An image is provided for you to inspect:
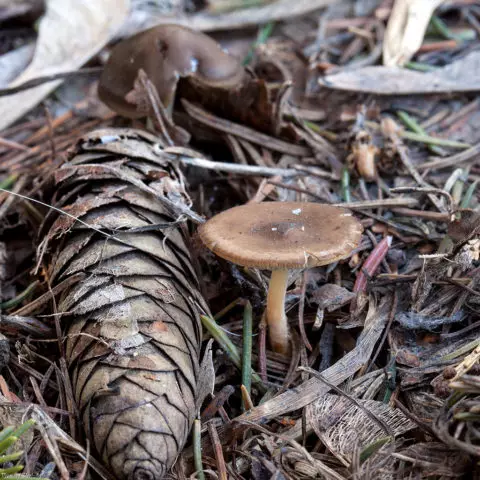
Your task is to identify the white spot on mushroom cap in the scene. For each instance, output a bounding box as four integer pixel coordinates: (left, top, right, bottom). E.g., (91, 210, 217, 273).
(292, 208, 302, 215)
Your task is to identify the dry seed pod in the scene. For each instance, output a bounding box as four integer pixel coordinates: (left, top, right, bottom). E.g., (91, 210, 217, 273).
(39, 129, 207, 480)
(346, 130, 379, 181)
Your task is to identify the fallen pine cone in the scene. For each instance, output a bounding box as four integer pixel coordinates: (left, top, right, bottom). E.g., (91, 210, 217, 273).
(38, 128, 208, 480)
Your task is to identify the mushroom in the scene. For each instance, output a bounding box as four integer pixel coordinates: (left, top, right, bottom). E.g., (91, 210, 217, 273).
(199, 202, 363, 354)
(98, 24, 245, 118)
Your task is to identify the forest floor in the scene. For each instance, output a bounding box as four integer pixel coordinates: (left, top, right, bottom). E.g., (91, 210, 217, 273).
(0, 0, 479, 479)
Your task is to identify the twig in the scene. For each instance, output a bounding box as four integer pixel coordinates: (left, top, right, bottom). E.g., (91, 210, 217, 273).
(298, 271, 312, 351)
(352, 236, 392, 300)
(0, 68, 103, 97)
(207, 422, 228, 480)
(417, 142, 480, 170)
(332, 197, 419, 209)
(390, 187, 454, 213)
(391, 208, 451, 221)
(258, 315, 268, 383)
(172, 154, 306, 177)
(241, 301, 253, 410)
(201, 385, 235, 421)
(182, 99, 310, 156)
(0, 137, 31, 152)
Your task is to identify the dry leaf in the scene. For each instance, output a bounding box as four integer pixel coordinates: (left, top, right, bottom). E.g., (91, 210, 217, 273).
(0, 44, 35, 87)
(309, 393, 415, 466)
(383, 0, 446, 67)
(0, 0, 43, 22)
(0, 0, 129, 131)
(117, 0, 338, 35)
(320, 51, 480, 95)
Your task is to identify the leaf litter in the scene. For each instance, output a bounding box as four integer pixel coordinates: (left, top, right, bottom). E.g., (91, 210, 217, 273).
(0, 0, 478, 479)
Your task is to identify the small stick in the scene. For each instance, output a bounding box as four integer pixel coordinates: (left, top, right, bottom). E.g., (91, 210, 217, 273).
(298, 271, 312, 352)
(201, 385, 235, 422)
(353, 236, 392, 294)
(0, 137, 31, 152)
(391, 207, 451, 221)
(207, 422, 228, 480)
(182, 99, 310, 156)
(268, 179, 329, 202)
(0, 68, 103, 97)
(241, 301, 253, 410)
(173, 154, 305, 177)
(332, 197, 419, 209)
(390, 186, 454, 213)
(258, 314, 268, 382)
(318, 323, 335, 372)
(417, 142, 480, 170)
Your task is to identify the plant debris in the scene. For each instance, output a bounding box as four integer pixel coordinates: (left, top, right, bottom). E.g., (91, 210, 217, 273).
(0, 1, 479, 479)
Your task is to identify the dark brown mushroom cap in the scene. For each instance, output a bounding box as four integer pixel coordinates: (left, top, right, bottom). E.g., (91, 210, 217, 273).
(199, 202, 363, 269)
(98, 24, 245, 118)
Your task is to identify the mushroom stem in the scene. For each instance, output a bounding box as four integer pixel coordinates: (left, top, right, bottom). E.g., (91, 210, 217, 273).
(265, 269, 290, 354)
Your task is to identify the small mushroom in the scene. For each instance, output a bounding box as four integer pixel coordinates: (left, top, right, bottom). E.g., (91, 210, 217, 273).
(98, 24, 245, 118)
(199, 202, 363, 354)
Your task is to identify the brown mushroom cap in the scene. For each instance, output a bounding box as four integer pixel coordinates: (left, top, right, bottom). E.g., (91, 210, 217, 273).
(98, 24, 245, 118)
(199, 202, 363, 269)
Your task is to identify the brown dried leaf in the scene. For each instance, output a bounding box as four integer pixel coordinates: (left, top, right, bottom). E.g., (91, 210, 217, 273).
(312, 284, 355, 311)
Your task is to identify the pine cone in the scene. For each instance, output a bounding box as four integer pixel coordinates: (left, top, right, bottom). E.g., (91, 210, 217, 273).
(39, 128, 207, 480)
